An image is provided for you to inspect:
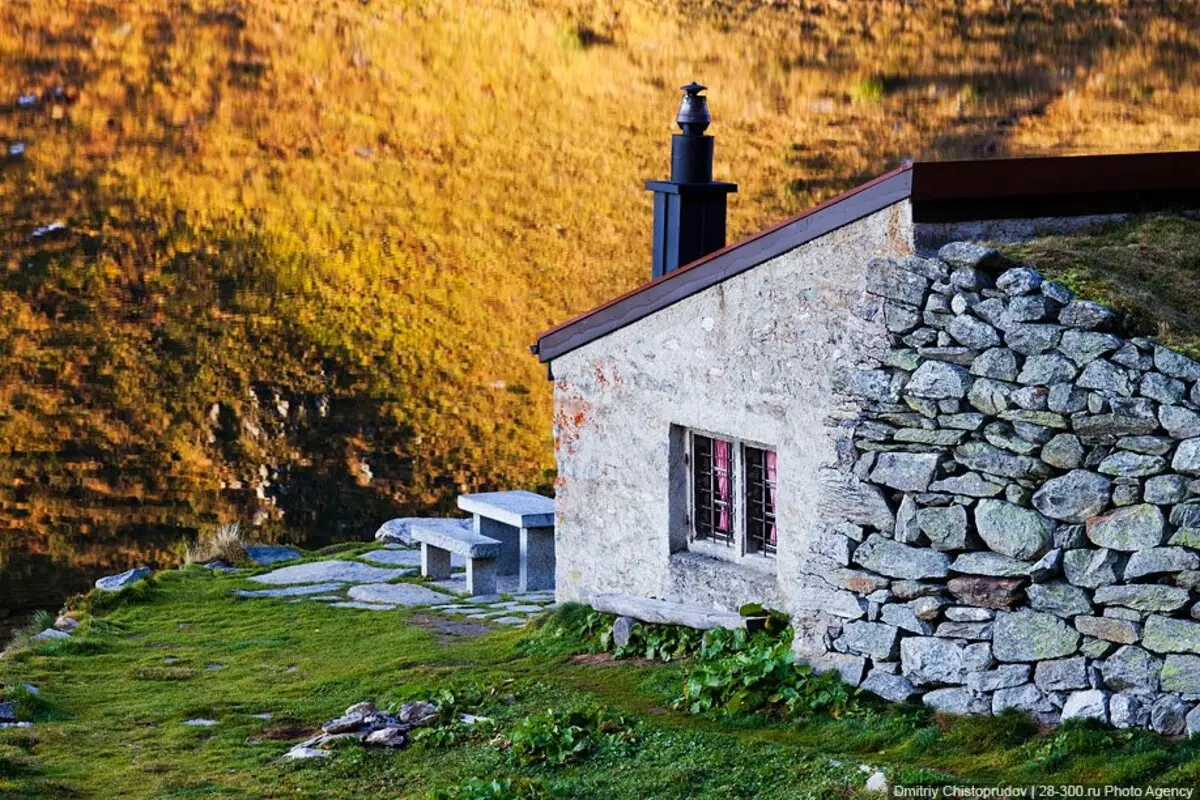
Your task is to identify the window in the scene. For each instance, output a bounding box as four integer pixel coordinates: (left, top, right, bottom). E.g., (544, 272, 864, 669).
(692, 434, 734, 544)
(745, 446, 777, 555)
(688, 431, 777, 557)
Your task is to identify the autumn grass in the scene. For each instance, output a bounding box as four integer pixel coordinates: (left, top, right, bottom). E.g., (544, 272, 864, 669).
(184, 522, 250, 567)
(2, 565, 1200, 797)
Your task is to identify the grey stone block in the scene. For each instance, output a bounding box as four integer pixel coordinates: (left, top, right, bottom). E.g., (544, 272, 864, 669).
(992, 683, 1055, 716)
(95, 567, 151, 591)
(993, 610, 1080, 662)
(1035, 657, 1089, 691)
(970, 348, 1019, 381)
(1150, 695, 1189, 735)
(1094, 585, 1189, 614)
(1061, 689, 1109, 723)
(1161, 654, 1200, 695)
(1143, 615, 1200, 654)
(1074, 616, 1140, 645)
(1061, 548, 1121, 589)
(1110, 693, 1151, 728)
(1123, 547, 1200, 580)
(901, 637, 966, 686)
(969, 664, 1030, 693)
(1154, 347, 1200, 381)
(838, 621, 900, 661)
(1031, 470, 1112, 523)
(916, 505, 968, 551)
(853, 534, 950, 581)
(1085, 504, 1165, 551)
(879, 603, 933, 635)
(1027, 582, 1092, 618)
(974, 500, 1052, 560)
(923, 687, 986, 715)
(860, 670, 917, 702)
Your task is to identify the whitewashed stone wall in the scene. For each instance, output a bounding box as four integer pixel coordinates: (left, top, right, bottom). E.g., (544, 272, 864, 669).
(809, 242, 1200, 734)
(549, 203, 913, 612)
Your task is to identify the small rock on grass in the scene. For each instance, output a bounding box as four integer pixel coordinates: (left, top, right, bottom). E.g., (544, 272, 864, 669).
(283, 746, 332, 761)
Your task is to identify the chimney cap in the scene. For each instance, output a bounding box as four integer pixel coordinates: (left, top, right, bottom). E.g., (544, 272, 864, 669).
(676, 82, 711, 136)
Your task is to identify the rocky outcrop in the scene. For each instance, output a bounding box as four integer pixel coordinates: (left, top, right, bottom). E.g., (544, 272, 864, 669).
(803, 242, 1200, 732)
(282, 699, 442, 760)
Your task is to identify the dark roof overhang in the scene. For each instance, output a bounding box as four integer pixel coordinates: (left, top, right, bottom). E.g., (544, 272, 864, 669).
(532, 150, 1200, 365)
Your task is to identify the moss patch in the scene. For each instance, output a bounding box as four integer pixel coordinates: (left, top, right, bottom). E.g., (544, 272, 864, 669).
(999, 214, 1200, 357)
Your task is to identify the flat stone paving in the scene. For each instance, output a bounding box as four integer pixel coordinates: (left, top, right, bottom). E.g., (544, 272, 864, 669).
(233, 582, 344, 598)
(357, 548, 464, 568)
(249, 560, 412, 585)
(347, 583, 452, 606)
(230, 546, 554, 626)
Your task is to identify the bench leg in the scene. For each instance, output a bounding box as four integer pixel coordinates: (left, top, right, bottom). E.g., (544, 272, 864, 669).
(520, 526, 555, 592)
(466, 557, 496, 596)
(477, 516, 520, 576)
(421, 544, 452, 580)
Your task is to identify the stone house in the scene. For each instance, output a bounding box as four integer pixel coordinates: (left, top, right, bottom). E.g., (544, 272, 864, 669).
(531, 85, 1200, 729)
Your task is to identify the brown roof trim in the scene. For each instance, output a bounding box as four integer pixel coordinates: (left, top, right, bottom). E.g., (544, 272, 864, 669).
(533, 150, 1200, 365)
(910, 150, 1200, 223)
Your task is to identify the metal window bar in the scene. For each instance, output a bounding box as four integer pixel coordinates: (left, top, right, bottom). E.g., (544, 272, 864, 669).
(692, 434, 733, 545)
(745, 445, 777, 556)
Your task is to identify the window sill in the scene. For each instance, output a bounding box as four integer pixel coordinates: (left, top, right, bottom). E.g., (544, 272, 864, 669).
(685, 538, 778, 576)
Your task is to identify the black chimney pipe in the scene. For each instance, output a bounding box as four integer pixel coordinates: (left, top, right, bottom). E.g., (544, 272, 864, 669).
(646, 83, 737, 280)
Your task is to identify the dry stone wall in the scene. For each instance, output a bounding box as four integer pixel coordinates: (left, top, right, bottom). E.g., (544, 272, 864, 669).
(803, 241, 1200, 734)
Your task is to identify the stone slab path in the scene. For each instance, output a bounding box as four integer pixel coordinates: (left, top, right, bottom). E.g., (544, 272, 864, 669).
(249, 560, 413, 585)
(233, 582, 344, 599)
(231, 546, 556, 626)
(347, 583, 450, 606)
(357, 549, 464, 568)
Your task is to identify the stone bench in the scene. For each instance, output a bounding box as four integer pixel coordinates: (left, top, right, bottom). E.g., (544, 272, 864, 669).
(411, 520, 503, 596)
(457, 490, 555, 592)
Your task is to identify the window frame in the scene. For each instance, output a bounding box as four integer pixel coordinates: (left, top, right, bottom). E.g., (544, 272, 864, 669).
(685, 429, 777, 560)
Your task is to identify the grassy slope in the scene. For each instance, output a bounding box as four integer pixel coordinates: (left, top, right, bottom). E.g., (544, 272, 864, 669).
(3, 0, 1200, 592)
(3, 562, 1200, 797)
(1000, 214, 1200, 357)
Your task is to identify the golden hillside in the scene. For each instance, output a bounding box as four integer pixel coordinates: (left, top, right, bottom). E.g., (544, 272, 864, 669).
(2, 0, 1199, 603)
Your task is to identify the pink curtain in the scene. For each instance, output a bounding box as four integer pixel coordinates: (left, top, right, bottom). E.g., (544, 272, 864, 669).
(714, 438, 731, 532)
(766, 450, 777, 545)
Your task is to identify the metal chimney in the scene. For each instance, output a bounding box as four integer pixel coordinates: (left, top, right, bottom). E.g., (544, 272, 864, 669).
(646, 82, 738, 279)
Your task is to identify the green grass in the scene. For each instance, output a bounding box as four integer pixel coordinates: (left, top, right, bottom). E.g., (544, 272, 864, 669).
(1000, 214, 1200, 357)
(4, 563, 1200, 798)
